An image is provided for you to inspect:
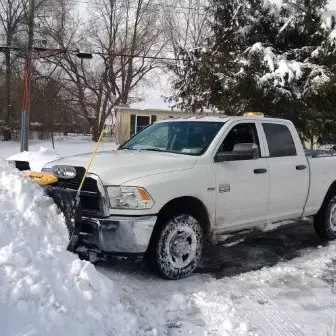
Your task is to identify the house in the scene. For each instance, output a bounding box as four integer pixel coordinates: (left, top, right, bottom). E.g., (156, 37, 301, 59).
(114, 94, 225, 143)
(114, 105, 224, 144)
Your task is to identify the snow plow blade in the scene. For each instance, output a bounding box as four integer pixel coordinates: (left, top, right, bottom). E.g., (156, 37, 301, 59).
(44, 187, 82, 252)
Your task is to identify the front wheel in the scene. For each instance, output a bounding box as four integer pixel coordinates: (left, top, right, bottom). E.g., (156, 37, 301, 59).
(146, 214, 203, 280)
(314, 195, 336, 240)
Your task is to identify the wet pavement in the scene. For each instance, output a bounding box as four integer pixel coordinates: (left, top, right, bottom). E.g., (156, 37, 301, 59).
(199, 220, 326, 278)
(98, 220, 327, 279)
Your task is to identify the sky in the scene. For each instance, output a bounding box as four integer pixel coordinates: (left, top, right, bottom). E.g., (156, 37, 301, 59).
(268, 0, 336, 10)
(77, 0, 336, 14)
(77, 1, 336, 14)
(329, 0, 336, 10)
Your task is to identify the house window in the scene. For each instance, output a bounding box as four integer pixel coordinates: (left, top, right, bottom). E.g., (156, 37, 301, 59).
(130, 114, 157, 137)
(136, 116, 151, 133)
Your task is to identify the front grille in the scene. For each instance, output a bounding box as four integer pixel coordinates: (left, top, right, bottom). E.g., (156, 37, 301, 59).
(54, 167, 103, 216)
(60, 167, 98, 193)
(60, 177, 99, 193)
(80, 192, 100, 212)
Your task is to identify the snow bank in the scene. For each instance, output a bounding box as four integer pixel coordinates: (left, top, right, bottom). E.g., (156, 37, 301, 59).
(7, 147, 61, 171)
(0, 159, 143, 336)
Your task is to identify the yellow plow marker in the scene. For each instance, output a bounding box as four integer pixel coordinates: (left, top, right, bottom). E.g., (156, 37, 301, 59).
(24, 171, 58, 185)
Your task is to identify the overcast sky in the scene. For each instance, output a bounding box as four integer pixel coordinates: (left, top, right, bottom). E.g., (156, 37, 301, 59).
(329, 0, 336, 10)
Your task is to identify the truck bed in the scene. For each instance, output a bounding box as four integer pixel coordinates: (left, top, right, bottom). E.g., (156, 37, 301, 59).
(304, 153, 336, 217)
(305, 149, 336, 158)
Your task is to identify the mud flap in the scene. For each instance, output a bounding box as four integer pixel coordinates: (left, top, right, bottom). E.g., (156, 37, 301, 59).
(44, 187, 82, 252)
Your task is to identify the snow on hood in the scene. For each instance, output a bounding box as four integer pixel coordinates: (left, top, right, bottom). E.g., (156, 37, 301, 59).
(44, 150, 197, 185)
(0, 159, 149, 336)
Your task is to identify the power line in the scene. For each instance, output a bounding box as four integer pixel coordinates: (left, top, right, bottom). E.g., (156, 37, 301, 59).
(92, 50, 183, 61)
(66, 0, 208, 11)
(0, 45, 206, 62)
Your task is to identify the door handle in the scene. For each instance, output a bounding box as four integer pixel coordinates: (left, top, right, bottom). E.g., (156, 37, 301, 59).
(254, 168, 267, 174)
(296, 165, 307, 170)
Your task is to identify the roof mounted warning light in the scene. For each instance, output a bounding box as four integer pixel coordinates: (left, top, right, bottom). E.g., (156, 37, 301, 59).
(243, 112, 264, 117)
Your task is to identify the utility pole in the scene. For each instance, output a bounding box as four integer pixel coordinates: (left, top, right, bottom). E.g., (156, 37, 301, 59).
(20, 0, 35, 152)
(5, 45, 11, 126)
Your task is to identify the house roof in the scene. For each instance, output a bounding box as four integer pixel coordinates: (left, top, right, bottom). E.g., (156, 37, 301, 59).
(129, 95, 172, 110)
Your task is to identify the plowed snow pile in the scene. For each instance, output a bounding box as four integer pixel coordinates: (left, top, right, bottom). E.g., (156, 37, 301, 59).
(0, 159, 141, 336)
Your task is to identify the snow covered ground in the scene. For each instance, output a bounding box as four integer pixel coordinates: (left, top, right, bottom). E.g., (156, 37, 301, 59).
(1, 137, 336, 335)
(99, 223, 336, 336)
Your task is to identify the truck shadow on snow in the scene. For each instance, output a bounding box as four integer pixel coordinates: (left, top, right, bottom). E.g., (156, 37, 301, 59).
(199, 220, 325, 279)
(98, 220, 326, 279)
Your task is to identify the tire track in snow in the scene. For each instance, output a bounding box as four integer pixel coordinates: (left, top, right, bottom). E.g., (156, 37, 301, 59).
(326, 280, 336, 336)
(246, 289, 306, 336)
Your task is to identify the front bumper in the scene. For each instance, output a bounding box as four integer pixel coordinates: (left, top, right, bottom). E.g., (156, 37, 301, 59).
(78, 215, 157, 254)
(43, 176, 157, 255)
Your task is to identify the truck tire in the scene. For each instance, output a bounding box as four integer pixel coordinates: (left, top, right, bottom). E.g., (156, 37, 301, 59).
(314, 195, 336, 240)
(146, 214, 203, 280)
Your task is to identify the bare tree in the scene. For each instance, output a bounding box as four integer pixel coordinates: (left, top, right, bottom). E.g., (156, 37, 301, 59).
(163, 0, 210, 56)
(0, 0, 49, 138)
(40, 0, 166, 141)
(0, 0, 27, 128)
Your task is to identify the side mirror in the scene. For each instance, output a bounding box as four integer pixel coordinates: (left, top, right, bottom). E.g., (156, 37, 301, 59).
(215, 143, 259, 162)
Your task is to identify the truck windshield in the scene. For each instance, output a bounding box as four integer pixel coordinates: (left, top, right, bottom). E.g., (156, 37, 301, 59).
(120, 121, 225, 156)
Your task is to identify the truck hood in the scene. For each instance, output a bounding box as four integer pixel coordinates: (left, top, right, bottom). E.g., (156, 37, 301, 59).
(44, 150, 196, 185)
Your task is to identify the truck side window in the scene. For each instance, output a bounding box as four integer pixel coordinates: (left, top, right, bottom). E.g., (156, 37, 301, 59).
(263, 123, 297, 157)
(218, 123, 260, 158)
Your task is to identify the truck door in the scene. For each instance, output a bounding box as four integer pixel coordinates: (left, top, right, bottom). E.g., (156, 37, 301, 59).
(261, 122, 309, 221)
(214, 121, 270, 231)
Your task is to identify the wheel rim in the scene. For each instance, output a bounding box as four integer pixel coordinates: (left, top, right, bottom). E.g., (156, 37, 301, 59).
(330, 203, 336, 231)
(166, 220, 198, 269)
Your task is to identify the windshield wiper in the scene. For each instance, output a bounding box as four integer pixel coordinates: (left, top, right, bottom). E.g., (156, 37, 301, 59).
(140, 148, 166, 152)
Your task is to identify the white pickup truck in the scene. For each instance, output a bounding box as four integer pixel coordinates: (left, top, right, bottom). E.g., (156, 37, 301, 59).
(43, 115, 336, 279)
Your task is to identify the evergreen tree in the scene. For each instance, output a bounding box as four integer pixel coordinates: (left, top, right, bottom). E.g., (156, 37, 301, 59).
(171, 0, 280, 113)
(171, 0, 336, 144)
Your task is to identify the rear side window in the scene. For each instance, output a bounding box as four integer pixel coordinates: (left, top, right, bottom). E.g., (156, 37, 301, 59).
(263, 123, 297, 157)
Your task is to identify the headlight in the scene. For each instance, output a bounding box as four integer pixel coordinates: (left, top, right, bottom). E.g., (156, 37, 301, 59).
(49, 165, 77, 179)
(106, 186, 154, 209)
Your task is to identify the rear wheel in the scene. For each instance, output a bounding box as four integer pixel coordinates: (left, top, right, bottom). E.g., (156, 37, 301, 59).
(314, 195, 336, 240)
(146, 214, 203, 279)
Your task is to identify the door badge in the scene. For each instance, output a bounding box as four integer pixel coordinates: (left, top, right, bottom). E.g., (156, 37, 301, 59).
(219, 184, 230, 193)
